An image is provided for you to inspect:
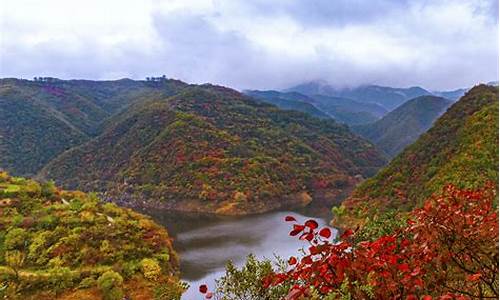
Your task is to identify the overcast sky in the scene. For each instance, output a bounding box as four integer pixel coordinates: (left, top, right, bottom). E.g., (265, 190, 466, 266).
(0, 0, 498, 90)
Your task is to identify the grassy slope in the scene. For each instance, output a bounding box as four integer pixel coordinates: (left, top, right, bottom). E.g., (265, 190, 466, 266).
(0, 171, 183, 299)
(352, 96, 452, 157)
(40, 85, 387, 215)
(336, 85, 498, 226)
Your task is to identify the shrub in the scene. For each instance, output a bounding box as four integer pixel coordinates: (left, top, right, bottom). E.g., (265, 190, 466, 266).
(141, 258, 161, 281)
(97, 271, 124, 300)
(264, 184, 498, 299)
(41, 181, 56, 198)
(4, 228, 28, 250)
(79, 277, 96, 289)
(202, 254, 290, 300)
(154, 279, 188, 300)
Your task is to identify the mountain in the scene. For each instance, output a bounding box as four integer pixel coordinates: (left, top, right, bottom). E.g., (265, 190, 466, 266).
(333, 85, 432, 110)
(308, 94, 387, 125)
(433, 88, 468, 101)
(245, 90, 387, 125)
(40, 84, 387, 215)
(243, 90, 330, 119)
(352, 96, 453, 157)
(286, 81, 432, 110)
(284, 80, 337, 96)
(336, 85, 498, 226)
(0, 78, 188, 176)
(0, 171, 183, 299)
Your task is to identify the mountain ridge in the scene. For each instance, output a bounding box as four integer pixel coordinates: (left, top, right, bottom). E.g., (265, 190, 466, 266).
(352, 95, 453, 157)
(39, 83, 387, 215)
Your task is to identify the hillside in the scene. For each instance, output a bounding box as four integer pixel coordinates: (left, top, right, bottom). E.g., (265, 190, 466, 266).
(335, 85, 498, 226)
(0, 78, 188, 176)
(244, 90, 330, 119)
(352, 96, 453, 157)
(286, 81, 432, 110)
(40, 84, 386, 215)
(0, 171, 184, 299)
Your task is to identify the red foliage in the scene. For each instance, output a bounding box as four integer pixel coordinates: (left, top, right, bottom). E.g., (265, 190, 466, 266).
(199, 284, 208, 294)
(312, 178, 329, 189)
(264, 184, 498, 299)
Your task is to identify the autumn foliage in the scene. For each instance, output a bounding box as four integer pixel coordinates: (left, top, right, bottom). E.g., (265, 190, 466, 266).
(260, 184, 498, 299)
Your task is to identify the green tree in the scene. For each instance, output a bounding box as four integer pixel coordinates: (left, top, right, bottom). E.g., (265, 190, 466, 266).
(97, 271, 124, 300)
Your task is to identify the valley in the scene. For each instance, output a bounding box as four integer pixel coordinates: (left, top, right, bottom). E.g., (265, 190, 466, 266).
(0, 78, 497, 300)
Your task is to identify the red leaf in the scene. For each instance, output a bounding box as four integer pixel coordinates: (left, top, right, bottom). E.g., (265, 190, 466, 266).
(423, 200, 433, 212)
(285, 215, 297, 222)
(301, 256, 313, 264)
(397, 263, 409, 272)
(199, 284, 208, 294)
(299, 232, 314, 241)
(422, 296, 432, 300)
(467, 273, 482, 281)
(289, 229, 302, 236)
(319, 228, 331, 239)
(305, 219, 318, 229)
(340, 229, 353, 239)
(205, 291, 213, 299)
(293, 224, 305, 231)
(288, 256, 297, 265)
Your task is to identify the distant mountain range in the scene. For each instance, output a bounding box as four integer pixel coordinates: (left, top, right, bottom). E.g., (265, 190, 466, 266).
(284, 80, 493, 110)
(246, 81, 486, 129)
(285, 81, 433, 110)
(244, 90, 386, 125)
(5, 80, 386, 215)
(243, 90, 331, 119)
(336, 84, 498, 226)
(352, 96, 453, 157)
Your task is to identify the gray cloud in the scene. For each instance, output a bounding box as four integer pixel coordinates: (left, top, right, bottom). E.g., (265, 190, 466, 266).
(0, 0, 498, 91)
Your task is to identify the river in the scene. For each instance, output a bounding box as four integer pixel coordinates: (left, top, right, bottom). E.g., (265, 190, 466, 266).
(143, 207, 337, 299)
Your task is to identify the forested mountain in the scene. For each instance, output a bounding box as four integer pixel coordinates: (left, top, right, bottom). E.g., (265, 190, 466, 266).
(0, 171, 183, 299)
(308, 94, 387, 125)
(0, 78, 188, 176)
(243, 90, 330, 119)
(335, 85, 498, 226)
(40, 84, 386, 215)
(286, 81, 432, 110)
(352, 96, 453, 157)
(245, 89, 387, 125)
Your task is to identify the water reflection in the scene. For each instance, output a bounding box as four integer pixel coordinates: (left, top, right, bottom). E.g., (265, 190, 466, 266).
(142, 209, 336, 299)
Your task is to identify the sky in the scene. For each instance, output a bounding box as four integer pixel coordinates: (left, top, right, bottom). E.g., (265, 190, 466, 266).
(0, 0, 498, 91)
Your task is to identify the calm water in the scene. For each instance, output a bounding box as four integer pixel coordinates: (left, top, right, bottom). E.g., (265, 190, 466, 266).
(143, 207, 336, 299)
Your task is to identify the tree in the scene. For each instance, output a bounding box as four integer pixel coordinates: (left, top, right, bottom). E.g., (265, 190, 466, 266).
(261, 184, 498, 299)
(97, 271, 124, 300)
